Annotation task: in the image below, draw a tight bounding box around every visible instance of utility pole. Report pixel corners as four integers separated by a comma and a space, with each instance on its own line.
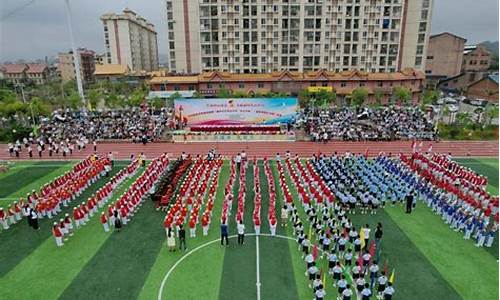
63, 0, 85, 106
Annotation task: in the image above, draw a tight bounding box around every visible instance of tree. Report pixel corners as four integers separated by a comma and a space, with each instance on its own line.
127, 88, 146, 107
455, 112, 471, 126
351, 87, 369, 107
393, 86, 412, 106
422, 89, 439, 105
441, 105, 451, 124
150, 97, 164, 110
87, 89, 101, 110
298, 89, 313, 107
216, 88, 232, 98
167, 92, 182, 107
373, 89, 384, 107
485, 106, 499, 125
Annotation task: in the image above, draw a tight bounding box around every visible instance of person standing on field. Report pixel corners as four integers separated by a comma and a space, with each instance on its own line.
178, 224, 187, 251
237, 220, 245, 245
221, 219, 229, 246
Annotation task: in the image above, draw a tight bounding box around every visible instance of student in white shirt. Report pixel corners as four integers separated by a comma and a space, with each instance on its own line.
314, 285, 326, 300
361, 283, 372, 300
237, 220, 245, 245
342, 284, 353, 300
383, 282, 395, 300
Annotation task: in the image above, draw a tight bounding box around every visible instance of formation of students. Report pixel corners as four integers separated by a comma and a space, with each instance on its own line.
276, 157, 395, 300
163, 157, 222, 250
378, 153, 498, 248
263, 159, 278, 236
1, 155, 110, 232
52, 158, 146, 246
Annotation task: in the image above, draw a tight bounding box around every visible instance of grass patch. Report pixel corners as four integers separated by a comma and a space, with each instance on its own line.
384, 204, 498, 300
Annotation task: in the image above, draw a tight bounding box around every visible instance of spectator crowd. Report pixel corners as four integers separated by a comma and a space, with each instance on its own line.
7, 107, 173, 158
296, 106, 436, 142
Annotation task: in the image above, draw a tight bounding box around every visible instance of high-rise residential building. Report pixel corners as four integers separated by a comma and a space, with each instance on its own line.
58, 48, 96, 84
101, 9, 159, 72
166, 0, 433, 74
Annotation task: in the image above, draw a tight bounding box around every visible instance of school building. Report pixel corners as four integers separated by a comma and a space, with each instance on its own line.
148, 68, 425, 103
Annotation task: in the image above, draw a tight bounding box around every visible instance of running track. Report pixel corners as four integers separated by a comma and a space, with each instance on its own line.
0, 141, 497, 160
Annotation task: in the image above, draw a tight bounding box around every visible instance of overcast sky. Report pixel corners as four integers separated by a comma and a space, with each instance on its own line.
0, 0, 498, 62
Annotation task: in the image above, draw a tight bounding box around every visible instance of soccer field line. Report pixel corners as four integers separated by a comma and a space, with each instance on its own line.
157, 233, 296, 300
256, 234, 261, 300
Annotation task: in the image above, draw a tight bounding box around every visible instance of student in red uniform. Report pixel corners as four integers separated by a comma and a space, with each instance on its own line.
101, 212, 110, 232
53, 222, 63, 247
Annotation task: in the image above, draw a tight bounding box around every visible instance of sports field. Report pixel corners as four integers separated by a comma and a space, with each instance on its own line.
0, 157, 498, 300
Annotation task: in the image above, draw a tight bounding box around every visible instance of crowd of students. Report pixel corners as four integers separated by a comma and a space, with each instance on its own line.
296, 106, 436, 142
1, 155, 110, 231
279, 157, 395, 300
163, 157, 222, 251
6, 107, 172, 158
392, 152, 498, 247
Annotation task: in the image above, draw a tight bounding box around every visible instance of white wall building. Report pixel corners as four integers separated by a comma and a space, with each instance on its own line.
166, 0, 433, 74
101, 9, 159, 72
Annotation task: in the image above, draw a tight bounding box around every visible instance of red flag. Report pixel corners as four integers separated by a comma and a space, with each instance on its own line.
312, 244, 319, 260
383, 259, 389, 276
369, 241, 376, 259
357, 253, 363, 268
364, 148, 369, 158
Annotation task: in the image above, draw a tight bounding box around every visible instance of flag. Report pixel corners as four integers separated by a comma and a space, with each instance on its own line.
383, 259, 389, 276
364, 148, 369, 158
308, 224, 312, 240
369, 241, 376, 259
411, 140, 416, 151
389, 268, 395, 284
357, 254, 363, 269
312, 244, 318, 260
359, 228, 366, 250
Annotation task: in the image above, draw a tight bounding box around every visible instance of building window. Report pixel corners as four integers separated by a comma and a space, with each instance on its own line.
239, 83, 245, 88
257, 83, 264, 88
341, 82, 347, 87
174, 85, 180, 91
207, 83, 213, 88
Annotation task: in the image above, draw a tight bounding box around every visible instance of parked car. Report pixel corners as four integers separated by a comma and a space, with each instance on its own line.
470, 99, 487, 107
444, 97, 458, 105
447, 104, 459, 113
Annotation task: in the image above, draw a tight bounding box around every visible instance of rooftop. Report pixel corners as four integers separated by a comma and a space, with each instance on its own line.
94, 64, 129, 76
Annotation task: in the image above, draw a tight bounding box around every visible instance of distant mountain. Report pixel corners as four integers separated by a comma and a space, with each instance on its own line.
479, 41, 499, 57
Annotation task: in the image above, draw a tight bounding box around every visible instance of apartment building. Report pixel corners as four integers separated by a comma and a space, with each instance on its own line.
425, 32, 466, 77
101, 9, 159, 72
58, 48, 96, 84
166, 0, 433, 74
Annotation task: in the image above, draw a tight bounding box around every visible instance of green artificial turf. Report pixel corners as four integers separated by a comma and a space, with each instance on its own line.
59, 196, 165, 300
0, 162, 128, 278
349, 207, 461, 300
258, 161, 299, 300
218, 161, 257, 300
385, 204, 499, 300
0, 163, 138, 299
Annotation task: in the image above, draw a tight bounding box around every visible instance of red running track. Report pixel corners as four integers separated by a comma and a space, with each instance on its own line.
0, 141, 497, 160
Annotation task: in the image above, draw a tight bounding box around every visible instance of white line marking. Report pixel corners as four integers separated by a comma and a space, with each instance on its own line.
157, 233, 296, 300
256, 234, 261, 300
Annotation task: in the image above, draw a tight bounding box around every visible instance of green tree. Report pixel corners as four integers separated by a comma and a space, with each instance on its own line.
422, 89, 439, 105
87, 89, 101, 110
485, 106, 499, 125
127, 88, 146, 107
150, 97, 164, 110
393, 86, 412, 106
298, 89, 313, 107
351, 87, 369, 107
167, 92, 182, 107
216, 88, 232, 98
455, 112, 471, 126
373, 89, 384, 107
